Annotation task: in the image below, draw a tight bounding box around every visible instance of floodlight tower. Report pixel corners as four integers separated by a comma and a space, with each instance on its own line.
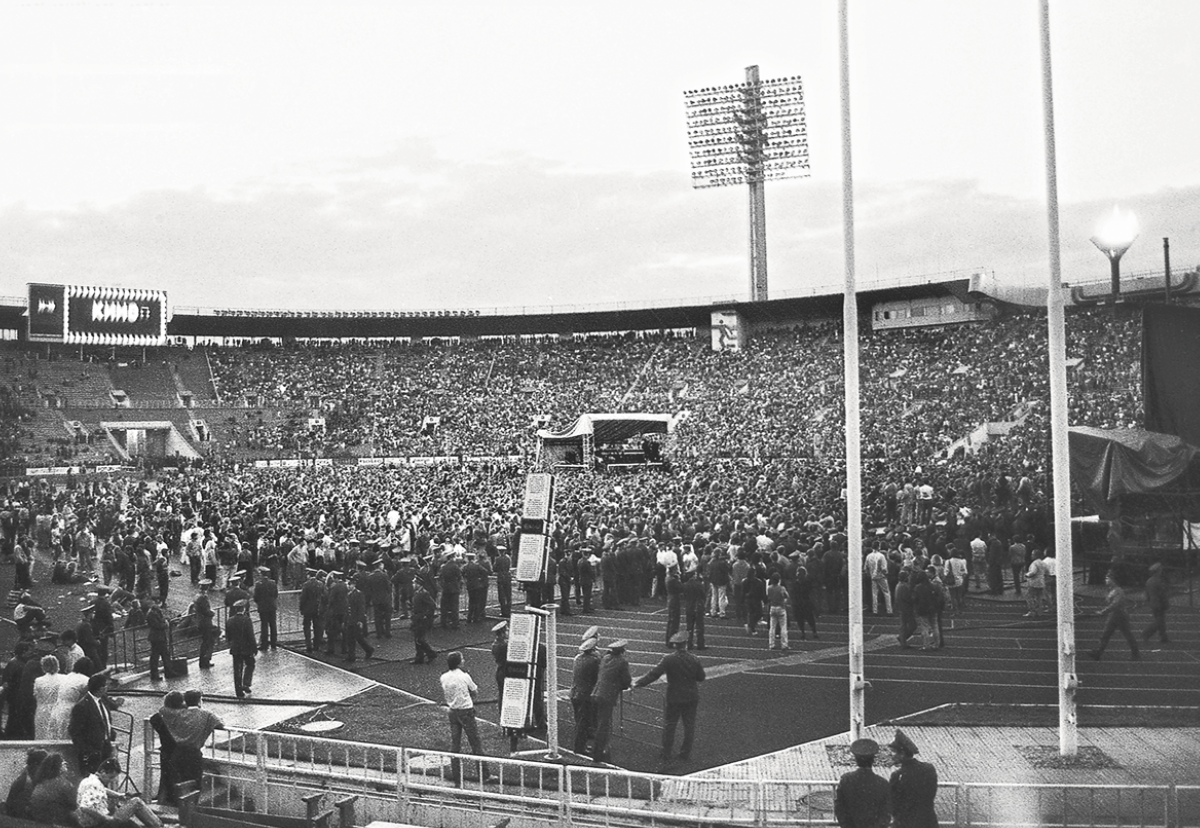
685, 67, 810, 302
1090, 205, 1139, 305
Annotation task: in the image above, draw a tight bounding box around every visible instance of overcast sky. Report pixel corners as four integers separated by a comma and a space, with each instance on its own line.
2, 1, 1198, 312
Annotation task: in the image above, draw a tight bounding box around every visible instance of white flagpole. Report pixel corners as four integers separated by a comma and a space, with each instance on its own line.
1037, 0, 1079, 757
839, 0, 866, 740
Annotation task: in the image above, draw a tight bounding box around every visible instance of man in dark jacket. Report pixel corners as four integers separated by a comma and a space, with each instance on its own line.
365, 561, 393, 637
835, 738, 890, 828
577, 552, 595, 614
682, 571, 706, 649
194, 579, 217, 669
90, 587, 115, 669
664, 568, 683, 644
461, 552, 490, 624
410, 582, 438, 664
225, 599, 258, 699
69, 673, 118, 774
493, 547, 512, 617
298, 569, 325, 653
570, 638, 601, 754
324, 573, 349, 656
888, 729, 939, 828
633, 631, 706, 764
344, 578, 375, 662
590, 640, 632, 763
146, 599, 171, 682
894, 571, 917, 648
439, 554, 462, 629
252, 567, 279, 651
1142, 562, 1170, 643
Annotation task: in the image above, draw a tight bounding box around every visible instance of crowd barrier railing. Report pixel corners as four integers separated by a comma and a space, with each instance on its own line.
109, 603, 229, 676
141, 725, 1200, 828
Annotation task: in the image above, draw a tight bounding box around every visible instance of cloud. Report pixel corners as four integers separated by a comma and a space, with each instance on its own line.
1, 145, 1197, 313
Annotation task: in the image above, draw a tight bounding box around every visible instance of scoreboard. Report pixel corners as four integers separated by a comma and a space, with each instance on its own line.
28, 284, 168, 345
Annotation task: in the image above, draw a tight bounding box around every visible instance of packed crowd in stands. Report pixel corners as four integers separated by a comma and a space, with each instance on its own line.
0, 303, 1164, 815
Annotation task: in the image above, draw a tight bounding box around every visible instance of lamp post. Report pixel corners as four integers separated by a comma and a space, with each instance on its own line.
1090, 205, 1139, 304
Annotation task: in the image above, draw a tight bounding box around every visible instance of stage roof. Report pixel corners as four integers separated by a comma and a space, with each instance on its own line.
537, 413, 675, 445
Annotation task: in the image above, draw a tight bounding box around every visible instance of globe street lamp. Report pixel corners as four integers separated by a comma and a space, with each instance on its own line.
1090, 205, 1139, 304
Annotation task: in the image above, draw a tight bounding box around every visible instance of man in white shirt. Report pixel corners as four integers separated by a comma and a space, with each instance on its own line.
864, 544, 892, 615
76, 757, 162, 827
439, 651, 492, 783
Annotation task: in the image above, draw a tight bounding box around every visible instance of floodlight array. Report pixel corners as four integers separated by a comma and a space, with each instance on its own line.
684, 75, 810, 189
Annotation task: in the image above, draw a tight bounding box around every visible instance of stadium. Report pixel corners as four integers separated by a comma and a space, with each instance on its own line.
2, 263, 1199, 828
4, 2, 1200, 827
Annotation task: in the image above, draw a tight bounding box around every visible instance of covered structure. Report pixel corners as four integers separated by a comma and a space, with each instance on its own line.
1069, 427, 1200, 588
536, 413, 676, 470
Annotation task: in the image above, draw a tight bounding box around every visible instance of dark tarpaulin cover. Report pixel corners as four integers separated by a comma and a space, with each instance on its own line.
1143, 304, 1200, 448
1069, 426, 1200, 516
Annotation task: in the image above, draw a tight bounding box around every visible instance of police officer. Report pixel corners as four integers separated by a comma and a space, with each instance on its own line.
490, 621, 508, 699
253, 566, 279, 651
834, 738, 890, 828
570, 638, 601, 755
462, 552, 490, 624
410, 581, 438, 665
194, 579, 217, 669
632, 631, 705, 764
298, 569, 325, 653
365, 559, 393, 638
493, 546, 512, 617
344, 576, 375, 663
888, 729, 940, 828
226, 599, 257, 699
590, 639, 631, 763
324, 572, 349, 656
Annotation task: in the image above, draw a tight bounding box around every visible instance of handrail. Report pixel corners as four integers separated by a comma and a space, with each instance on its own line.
140, 724, 1192, 828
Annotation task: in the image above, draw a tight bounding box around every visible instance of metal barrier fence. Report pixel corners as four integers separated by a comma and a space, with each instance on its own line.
109, 604, 229, 675
143, 726, 1200, 828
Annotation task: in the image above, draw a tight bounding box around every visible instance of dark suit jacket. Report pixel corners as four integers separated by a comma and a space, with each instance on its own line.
890, 757, 940, 828
68, 692, 114, 758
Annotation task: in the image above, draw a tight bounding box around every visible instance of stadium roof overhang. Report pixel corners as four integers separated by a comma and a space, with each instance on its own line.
159, 280, 969, 340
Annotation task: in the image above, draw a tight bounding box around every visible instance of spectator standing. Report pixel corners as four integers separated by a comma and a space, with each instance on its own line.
682, 570, 707, 650
864, 544, 892, 616
765, 573, 790, 650
1142, 562, 1170, 644
439, 651, 492, 784
69, 673, 118, 774
1023, 550, 1047, 617
1007, 537, 1027, 596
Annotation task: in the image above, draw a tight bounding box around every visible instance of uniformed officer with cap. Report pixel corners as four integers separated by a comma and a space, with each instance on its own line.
195, 579, 217, 669
490, 620, 508, 699
225, 599, 258, 699
888, 729, 939, 828
834, 738, 890, 828
632, 631, 706, 764
570, 638, 601, 754
589, 639, 632, 763
299, 569, 326, 653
